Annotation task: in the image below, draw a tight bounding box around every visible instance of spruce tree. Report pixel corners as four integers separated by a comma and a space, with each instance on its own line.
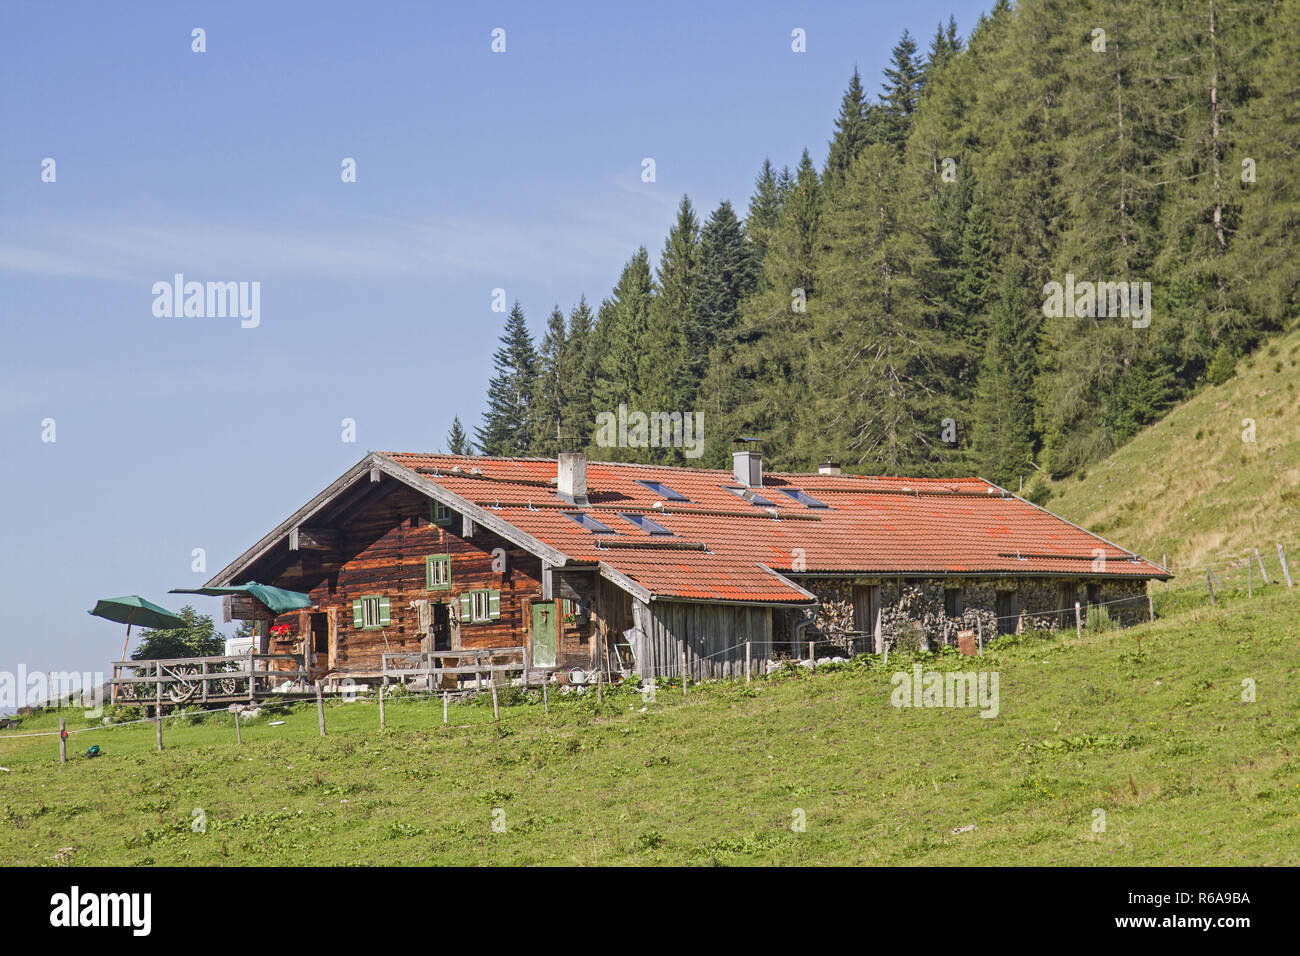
445, 415, 472, 455
531, 305, 569, 456
642, 196, 701, 435
877, 30, 925, 149
824, 69, 871, 190
562, 296, 596, 447
746, 159, 784, 279
475, 301, 538, 456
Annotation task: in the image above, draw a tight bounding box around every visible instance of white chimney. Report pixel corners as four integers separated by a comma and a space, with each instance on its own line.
732, 449, 762, 488
557, 451, 588, 505
818, 458, 841, 476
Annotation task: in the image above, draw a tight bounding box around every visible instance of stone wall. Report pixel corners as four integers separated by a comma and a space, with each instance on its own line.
795, 575, 1151, 652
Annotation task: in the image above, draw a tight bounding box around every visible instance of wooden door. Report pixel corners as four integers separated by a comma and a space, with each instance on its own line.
309, 612, 329, 673
530, 601, 558, 668
852, 585, 880, 653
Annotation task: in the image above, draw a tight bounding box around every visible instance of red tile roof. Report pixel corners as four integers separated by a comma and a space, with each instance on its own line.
381, 453, 1167, 605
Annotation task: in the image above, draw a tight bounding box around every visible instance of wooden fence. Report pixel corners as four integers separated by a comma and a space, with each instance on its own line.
110, 652, 311, 708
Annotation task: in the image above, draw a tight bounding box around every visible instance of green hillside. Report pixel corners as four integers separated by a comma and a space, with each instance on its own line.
1040, 326, 1300, 579
2, 583, 1297, 866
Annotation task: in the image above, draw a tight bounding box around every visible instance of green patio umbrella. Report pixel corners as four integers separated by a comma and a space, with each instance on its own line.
169, 582, 312, 616
88, 596, 187, 700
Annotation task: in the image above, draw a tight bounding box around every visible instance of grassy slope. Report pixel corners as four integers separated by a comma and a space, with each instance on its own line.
2, 584, 1297, 866
1040, 327, 1300, 574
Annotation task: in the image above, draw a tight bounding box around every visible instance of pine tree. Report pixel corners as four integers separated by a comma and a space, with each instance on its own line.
562, 296, 596, 447
531, 305, 569, 456
824, 69, 871, 189
591, 250, 654, 457
806, 144, 960, 472
642, 196, 701, 435
877, 30, 925, 149
688, 201, 756, 428
475, 302, 538, 456
445, 415, 472, 455
971, 266, 1039, 486
746, 159, 784, 278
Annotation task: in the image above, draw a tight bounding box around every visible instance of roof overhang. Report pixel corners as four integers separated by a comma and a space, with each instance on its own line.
206, 453, 570, 588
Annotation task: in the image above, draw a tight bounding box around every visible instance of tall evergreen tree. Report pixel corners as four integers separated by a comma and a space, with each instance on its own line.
531, 305, 569, 456
475, 301, 538, 456
972, 266, 1039, 486
877, 29, 925, 149
746, 159, 784, 277
642, 196, 701, 433
445, 415, 472, 455
562, 296, 596, 447
824, 69, 871, 189
688, 201, 756, 429
591, 249, 654, 458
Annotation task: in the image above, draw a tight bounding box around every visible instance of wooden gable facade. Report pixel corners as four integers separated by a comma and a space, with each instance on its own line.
214, 462, 602, 682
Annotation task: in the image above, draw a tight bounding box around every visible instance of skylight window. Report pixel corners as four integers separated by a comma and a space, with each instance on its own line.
724, 485, 776, 507
636, 479, 689, 502
563, 512, 616, 534
776, 488, 829, 509
619, 513, 674, 535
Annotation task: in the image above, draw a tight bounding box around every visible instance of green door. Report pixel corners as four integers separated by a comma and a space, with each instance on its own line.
531, 601, 557, 668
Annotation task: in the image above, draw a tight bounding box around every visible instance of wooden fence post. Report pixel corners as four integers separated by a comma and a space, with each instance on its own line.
1074, 601, 1082, 639
1255, 548, 1270, 586
1206, 569, 1216, 606
976, 619, 983, 657
315, 681, 325, 736
234, 707, 242, 745
808, 640, 815, 672
379, 684, 386, 730
491, 682, 499, 721
59, 718, 67, 764
248, 649, 256, 705
201, 659, 208, 705
1278, 543, 1293, 588
522, 647, 530, 689
155, 673, 163, 751
542, 676, 549, 715
1147, 591, 1155, 622
745, 641, 752, 684
680, 649, 688, 697
442, 690, 448, 725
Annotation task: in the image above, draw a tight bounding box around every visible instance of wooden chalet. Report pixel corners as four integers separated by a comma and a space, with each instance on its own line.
204, 450, 1170, 686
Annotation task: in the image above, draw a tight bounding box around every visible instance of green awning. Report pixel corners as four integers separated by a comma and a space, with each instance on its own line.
170, 582, 313, 616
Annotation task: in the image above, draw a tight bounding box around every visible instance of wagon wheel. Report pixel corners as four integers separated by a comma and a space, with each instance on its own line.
166, 665, 200, 703
118, 679, 138, 702
219, 672, 240, 695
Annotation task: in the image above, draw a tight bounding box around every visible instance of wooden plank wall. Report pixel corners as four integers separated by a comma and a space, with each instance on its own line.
631, 600, 772, 680
267, 485, 543, 674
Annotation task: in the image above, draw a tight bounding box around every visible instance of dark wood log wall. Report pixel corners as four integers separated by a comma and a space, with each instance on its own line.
266, 486, 544, 674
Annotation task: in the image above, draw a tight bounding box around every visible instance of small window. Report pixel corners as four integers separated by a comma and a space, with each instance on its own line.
352, 594, 390, 629
430, 500, 454, 527
619, 513, 673, 535
636, 479, 689, 502
944, 587, 963, 619
426, 553, 451, 591
459, 589, 502, 623
563, 511, 616, 534
777, 488, 829, 508
724, 486, 776, 507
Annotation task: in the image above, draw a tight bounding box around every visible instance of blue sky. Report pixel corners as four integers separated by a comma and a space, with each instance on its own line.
0, 0, 992, 681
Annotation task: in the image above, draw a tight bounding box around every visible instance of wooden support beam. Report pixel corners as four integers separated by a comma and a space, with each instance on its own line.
289, 526, 340, 551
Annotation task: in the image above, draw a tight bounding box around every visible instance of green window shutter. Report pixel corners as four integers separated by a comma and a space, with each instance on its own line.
378, 596, 391, 626
352, 599, 364, 628
460, 593, 473, 622
488, 590, 501, 620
